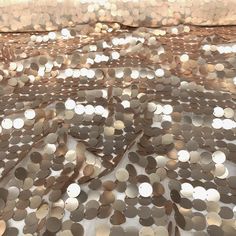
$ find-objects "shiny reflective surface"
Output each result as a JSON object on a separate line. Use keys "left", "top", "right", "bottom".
{"left": 0, "top": 0, "right": 236, "bottom": 32}
{"left": 0, "top": 20, "right": 236, "bottom": 236}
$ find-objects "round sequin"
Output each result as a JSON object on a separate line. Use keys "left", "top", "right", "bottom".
{"left": 139, "top": 183, "right": 153, "bottom": 197}
{"left": 67, "top": 183, "right": 81, "bottom": 198}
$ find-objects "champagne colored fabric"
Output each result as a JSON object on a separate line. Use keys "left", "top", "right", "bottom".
{"left": 0, "top": 0, "right": 236, "bottom": 32}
